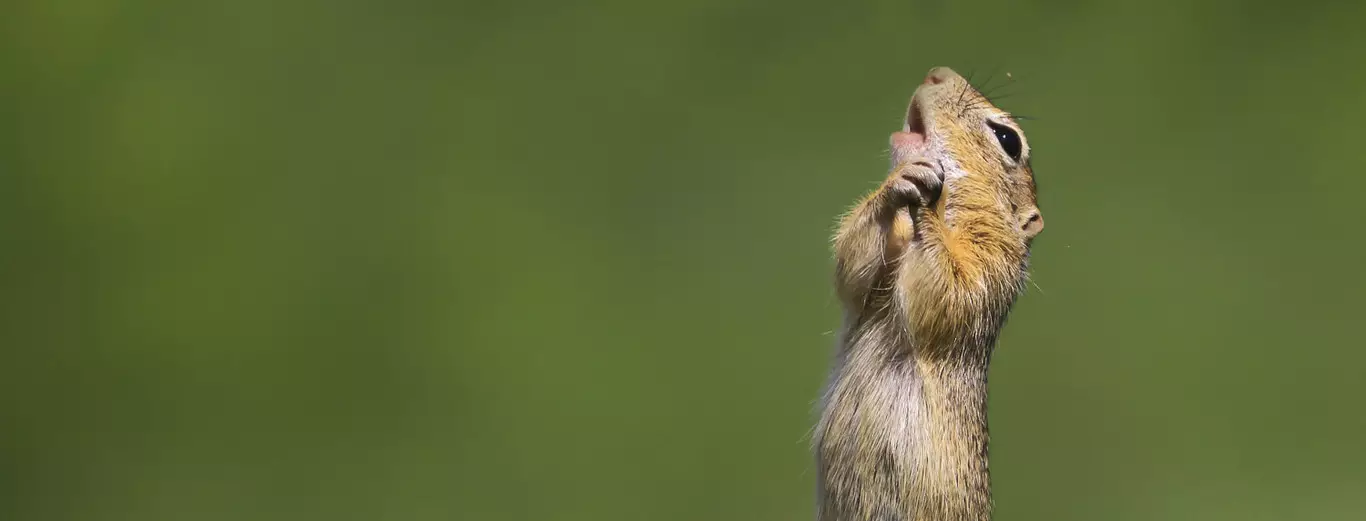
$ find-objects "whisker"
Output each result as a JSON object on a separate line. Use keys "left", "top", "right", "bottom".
{"left": 956, "top": 78, "right": 972, "bottom": 110}
{"left": 983, "top": 91, "right": 1017, "bottom": 103}
{"left": 961, "top": 68, "right": 978, "bottom": 104}
{"left": 980, "top": 81, "right": 1014, "bottom": 100}
{"left": 976, "top": 66, "right": 1001, "bottom": 94}
{"left": 1001, "top": 70, "right": 1037, "bottom": 85}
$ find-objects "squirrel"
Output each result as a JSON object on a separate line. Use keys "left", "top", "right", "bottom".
{"left": 814, "top": 67, "right": 1045, "bottom": 521}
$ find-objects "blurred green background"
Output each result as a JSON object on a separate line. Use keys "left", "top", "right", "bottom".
{"left": 4, "top": 0, "right": 1366, "bottom": 520}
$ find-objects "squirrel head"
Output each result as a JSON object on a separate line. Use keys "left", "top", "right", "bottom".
{"left": 891, "top": 67, "right": 1044, "bottom": 248}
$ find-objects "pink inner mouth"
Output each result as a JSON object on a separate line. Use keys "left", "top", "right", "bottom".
{"left": 890, "top": 130, "right": 925, "bottom": 149}
{"left": 890, "top": 96, "right": 928, "bottom": 156}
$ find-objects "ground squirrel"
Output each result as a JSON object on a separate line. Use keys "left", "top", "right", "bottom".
{"left": 815, "top": 66, "right": 1045, "bottom": 521}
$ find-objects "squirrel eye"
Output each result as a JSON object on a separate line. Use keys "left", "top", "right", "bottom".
{"left": 988, "top": 121, "right": 1023, "bottom": 162}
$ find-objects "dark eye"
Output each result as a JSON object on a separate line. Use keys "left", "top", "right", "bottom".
{"left": 988, "top": 121, "right": 1022, "bottom": 162}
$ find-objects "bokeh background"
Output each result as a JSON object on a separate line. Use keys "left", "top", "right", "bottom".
{"left": 5, "top": 0, "right": 1366, "bottom": 520}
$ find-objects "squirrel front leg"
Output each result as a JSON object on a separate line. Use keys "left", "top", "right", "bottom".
{"left": 833, "top": 162, "right": 943, "bottom": 315}
{"left": 896, "top": 166, "right": 1021, "bottom": 344}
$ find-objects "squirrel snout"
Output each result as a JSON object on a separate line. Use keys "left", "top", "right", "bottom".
{"left": 923, "top": 67, "right": 961, "bottom": 86}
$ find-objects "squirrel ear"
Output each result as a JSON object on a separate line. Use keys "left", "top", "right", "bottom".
{"left": 1021, "top": 209, "right": 1044, "bottom": 239}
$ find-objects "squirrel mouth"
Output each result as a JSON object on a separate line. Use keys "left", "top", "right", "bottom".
{"left": 905, "top": 96, "right": 927, "bottom": 137}
{"left": 890, "top": 95, "right": 929, "bottom": 157}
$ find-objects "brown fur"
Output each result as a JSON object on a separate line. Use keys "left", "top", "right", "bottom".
{"left": 816, "top": 67, "right": 1043, "bottom": 521}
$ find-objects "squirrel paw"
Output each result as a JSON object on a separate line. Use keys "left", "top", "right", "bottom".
{"left": 886, "top": 159, "right": 943, "bottom": 209}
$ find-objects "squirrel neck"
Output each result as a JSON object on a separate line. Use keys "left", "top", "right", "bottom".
{"left": 817, "top": 312, "right": 995, "bottom": 521}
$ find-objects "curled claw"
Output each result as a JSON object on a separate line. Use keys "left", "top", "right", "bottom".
{"left": 887, "top": 160, "right": 943, "bottom": 209}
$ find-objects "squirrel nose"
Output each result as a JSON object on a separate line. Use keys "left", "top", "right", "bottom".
{"left": 924, "top": 67, "right": 960, "bottom": 85}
